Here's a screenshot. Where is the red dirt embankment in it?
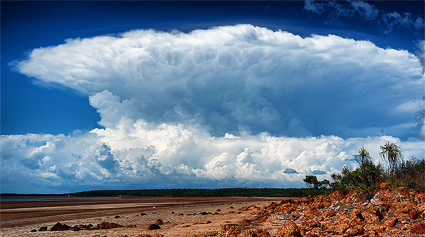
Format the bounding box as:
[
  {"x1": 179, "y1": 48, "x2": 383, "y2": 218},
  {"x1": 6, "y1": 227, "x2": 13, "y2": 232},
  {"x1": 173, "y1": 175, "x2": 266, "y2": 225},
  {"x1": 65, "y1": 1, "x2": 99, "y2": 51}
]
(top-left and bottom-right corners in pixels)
[{"x1": 217, "y1": 185, "x2": 425, "y2": 236}]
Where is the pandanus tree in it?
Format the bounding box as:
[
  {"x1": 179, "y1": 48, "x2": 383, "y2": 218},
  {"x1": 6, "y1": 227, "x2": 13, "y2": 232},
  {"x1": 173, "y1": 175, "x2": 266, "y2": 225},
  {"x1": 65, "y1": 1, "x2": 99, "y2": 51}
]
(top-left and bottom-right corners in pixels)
[
  {"x1": 355, "y1": 146, "x2": 373, "y2": 188},
  {"x1": 380, "y1": 142, "x2": 402, "y2": 182}
]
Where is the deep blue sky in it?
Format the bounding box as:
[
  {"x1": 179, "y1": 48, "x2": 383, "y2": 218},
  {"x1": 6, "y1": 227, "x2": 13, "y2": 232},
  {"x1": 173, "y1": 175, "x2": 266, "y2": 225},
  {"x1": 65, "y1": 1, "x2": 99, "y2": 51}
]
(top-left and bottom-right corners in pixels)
[{"x1": 2, "y1": 1, "x2": 423, "y2": 136}]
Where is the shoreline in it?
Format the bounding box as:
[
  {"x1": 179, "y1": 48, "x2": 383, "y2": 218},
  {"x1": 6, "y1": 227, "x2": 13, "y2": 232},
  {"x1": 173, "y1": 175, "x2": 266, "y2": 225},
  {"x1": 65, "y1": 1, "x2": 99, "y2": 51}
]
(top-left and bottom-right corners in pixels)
[{"x1": 0, "y1": 196, "x2": 288, "y2": 236}]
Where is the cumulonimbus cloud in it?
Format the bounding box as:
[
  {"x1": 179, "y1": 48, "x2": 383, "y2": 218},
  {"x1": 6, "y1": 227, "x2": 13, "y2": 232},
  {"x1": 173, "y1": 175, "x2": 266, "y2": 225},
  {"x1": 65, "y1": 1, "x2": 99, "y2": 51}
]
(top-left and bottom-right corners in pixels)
[
  {"x1": 4, "y1": 24, "x2": 425, "y2": 193},
  {"x1": 16, "y1": 25, "x2": 425, "y2": 138}
]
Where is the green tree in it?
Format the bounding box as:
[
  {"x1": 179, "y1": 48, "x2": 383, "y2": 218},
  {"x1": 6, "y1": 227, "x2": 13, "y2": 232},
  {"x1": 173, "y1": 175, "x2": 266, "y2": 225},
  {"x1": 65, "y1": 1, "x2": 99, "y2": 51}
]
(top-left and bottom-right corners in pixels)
[
  {"x1": 331, "y1": 146, "x2": 384, "y2": 192},
  {"x1": 303, "y1": 175, "x2": 330, "y2": 195},
  {"x1": 380, "y1": 142, "x2": 402, "y2": 182}
]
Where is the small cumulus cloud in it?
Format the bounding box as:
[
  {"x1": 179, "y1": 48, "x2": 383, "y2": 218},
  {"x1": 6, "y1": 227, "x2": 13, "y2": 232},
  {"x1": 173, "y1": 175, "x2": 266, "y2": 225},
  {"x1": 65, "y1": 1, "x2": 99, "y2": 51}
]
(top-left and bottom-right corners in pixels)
[
  {"x1": 284, "y1": 168, "x2": 298, "y2": 174},
  {"x1": 312, "y1": 170, "x2": 327, "y2": 175}
]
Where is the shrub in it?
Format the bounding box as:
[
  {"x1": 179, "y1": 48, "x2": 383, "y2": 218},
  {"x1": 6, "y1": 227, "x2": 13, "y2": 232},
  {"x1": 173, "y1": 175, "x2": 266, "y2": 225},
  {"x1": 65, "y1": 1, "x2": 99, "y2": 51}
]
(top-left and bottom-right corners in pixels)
[
  {"x1": 392, "y1": 157, "x2": 425, "y2": 189},
  {"x1": 330, "y1": 146, "x2": 385, "y2": 193}
]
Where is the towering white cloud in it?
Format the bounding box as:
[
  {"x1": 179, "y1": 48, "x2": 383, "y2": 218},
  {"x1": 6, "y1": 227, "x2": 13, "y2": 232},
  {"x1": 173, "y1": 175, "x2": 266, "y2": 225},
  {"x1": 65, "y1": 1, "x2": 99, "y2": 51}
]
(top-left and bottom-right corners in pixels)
[
  {"x1": 1, "y1": 121, "x2": 424, "y2": 193},
  {"x1": 4, "y1": 25, "x2": 425, "y2": 193},
  {"x1": 16, "y1": 25, "x2": 424, "y2": 138}
]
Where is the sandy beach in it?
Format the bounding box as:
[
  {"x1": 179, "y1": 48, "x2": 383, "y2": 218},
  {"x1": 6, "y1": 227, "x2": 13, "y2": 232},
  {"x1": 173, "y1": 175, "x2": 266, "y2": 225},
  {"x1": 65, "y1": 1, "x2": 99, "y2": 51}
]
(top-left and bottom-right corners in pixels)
[{"x1": 0, "y1": 196, "x2": 285, "y2": 236}]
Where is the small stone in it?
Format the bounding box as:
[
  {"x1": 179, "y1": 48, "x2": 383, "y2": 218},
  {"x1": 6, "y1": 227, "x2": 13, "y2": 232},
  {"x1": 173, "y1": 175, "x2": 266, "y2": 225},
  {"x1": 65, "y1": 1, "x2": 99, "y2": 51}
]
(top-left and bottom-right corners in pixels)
[
  {"x1": 411, "y1": 223, "x2": 425, "y2": 234},
  {"x1": 156, "y1": 219, "x2": 164, "y2": 225},
  {"x1": 147, "y1": 224, "x2": 161, "y2": 230},
  {"x1": 378, "y1": 183, "x2": 389, "y2": 189},
  {"x1": 409, "y1": 209, "x2": 421, "y2": 220},
  {"x1": 276, "y1": 220, "x2": 301, "y2": 237},
  {"x1": 383, "y1": 217, "x2": 398, "y2": 228}
]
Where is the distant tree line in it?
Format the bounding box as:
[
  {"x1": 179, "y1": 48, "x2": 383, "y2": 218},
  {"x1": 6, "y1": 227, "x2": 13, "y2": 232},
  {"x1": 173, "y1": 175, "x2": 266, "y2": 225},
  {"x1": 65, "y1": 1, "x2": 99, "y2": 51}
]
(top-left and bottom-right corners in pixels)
[{"x1": 69, "y1": 188, "x2": 310, "y2": 198}]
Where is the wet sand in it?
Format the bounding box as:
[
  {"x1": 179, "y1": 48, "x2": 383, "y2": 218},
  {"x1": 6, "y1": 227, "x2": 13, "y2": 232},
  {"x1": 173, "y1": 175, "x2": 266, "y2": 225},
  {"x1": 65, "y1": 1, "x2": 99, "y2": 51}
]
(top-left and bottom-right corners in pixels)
[{"x1": 0, "y1": 196, "x2": 288, "y2": 236}]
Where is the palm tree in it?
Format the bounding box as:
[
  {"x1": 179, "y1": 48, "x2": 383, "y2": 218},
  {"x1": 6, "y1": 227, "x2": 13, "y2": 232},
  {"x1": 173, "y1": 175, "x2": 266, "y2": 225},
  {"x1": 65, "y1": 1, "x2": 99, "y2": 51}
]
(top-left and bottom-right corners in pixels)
[{"x1": 380, "y1": 142, "x2": 402, "y2": 182}]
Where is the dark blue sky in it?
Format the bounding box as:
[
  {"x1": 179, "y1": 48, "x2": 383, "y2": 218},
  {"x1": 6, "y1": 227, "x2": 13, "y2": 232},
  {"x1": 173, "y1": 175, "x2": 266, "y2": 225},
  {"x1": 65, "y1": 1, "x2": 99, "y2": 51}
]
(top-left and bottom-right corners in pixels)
[{"x1": 2, "y1": 1, "x2": 423, "y2": 136}]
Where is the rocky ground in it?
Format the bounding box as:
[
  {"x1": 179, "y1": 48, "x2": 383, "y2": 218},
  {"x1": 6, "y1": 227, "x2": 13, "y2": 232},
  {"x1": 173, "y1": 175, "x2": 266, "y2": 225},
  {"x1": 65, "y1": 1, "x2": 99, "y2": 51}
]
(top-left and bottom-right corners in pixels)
[{"x1": 213, "y1": 185, "x2": 425, "y2": 236}]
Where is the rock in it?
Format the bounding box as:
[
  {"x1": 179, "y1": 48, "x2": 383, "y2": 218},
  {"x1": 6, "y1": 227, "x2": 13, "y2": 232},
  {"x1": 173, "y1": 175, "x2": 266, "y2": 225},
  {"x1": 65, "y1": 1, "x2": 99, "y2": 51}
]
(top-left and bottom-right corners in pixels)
[
  {"x1": 383, "y1": 216, "x2": 398, "y2": 228},
  {"x1": 147, "y1": 224, "x2": 161, "y2": 230},
  {"x1": 155, "y1": 219, "x2": 164, "y2": 225},
  {"x1": 332, "y1": 222, "x2": 350, "y2": 235},
  {"x1": 378, "y1": 183, "x2": 390, "y2": 189},
  {"x1": 71, "y1": 226, "x2": 81, "y2": 231},
  {"x1": 50, "y1": 222, "x2": 71, "y2": 231},
  {"x1": 218, "y1": 224, "x2": 240, "y2": 236},
  {"x1": 238, "y1": 228, "x2": 271, "y2": 237},
  {"x1": 114, "y1": 215, "x2": 121, "y2": 218},
  {"x1": 364, "y1": 223, "x2": 385, "y2": 233},
  {"x1": 276, "y1": 220, "x2": 301, "y2": 237},
  {"x1": 95, "y1": 222, "x2": 123, "y2": 229},
  {"x1": 398, "y1": 201, "x2": 415, "y2": 214},
  {"x1": 409, "y1": 209, "x2": 421, "y2": 219},
  {"x1": 411, "y1": 223, "x2": 425, "y2": 234},
  {"x1": 30, "y1": 229, "x2": 37, "y2": 232},
  {"x1": 343, "y1": 226, "x2": 364, "y2": 237},
  {"x1": 141, "y1": 212, "x2": 147, "y2": 216},
  {"x1": 38, "y1": 226, "x2": 48, "y2": 231}
]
